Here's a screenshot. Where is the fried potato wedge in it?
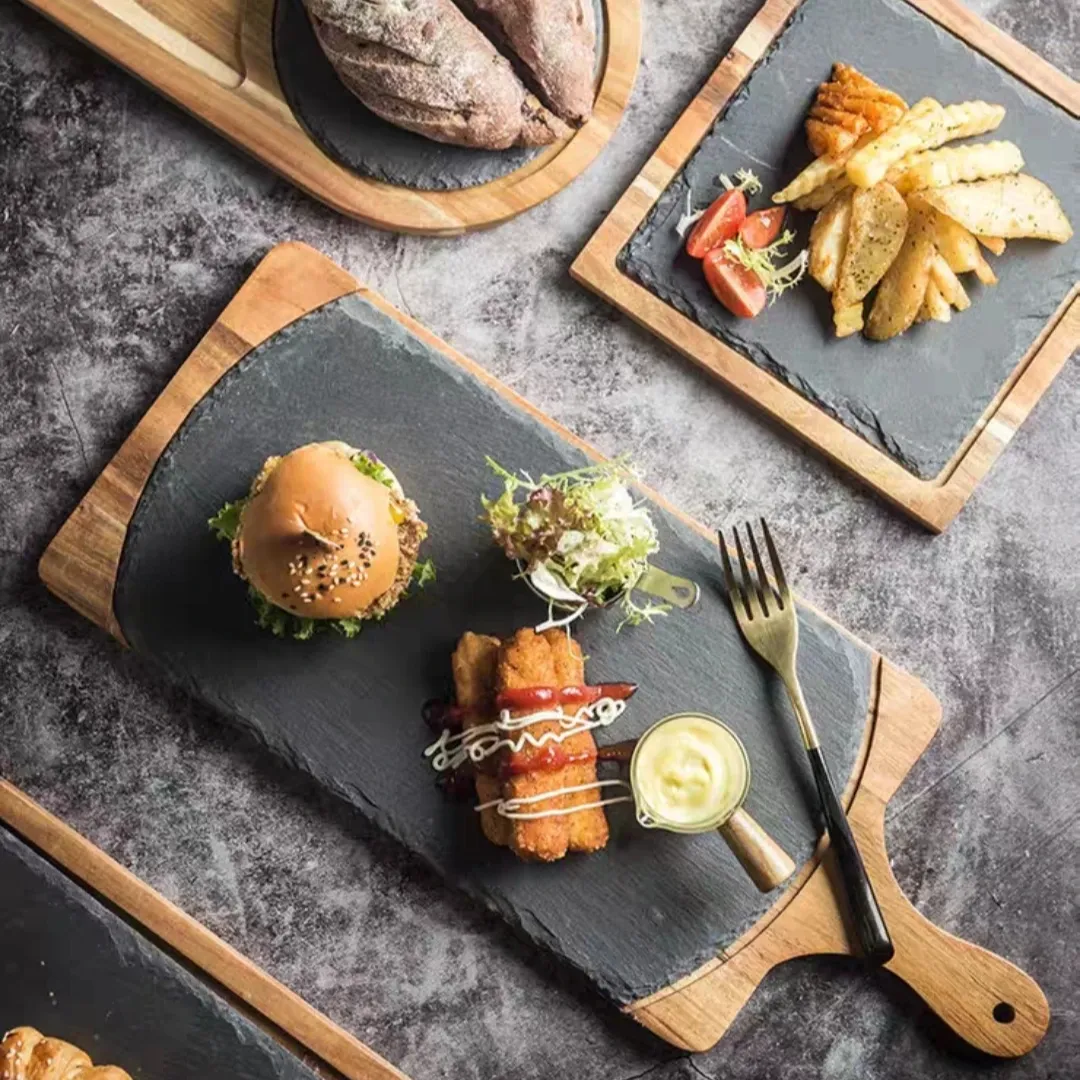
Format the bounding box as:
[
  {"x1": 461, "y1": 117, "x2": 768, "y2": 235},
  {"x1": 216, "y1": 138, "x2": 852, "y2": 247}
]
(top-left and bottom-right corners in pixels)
[
  {"x1": 866, "y1": 207, "x2": 936, "y2": 341},
  {"x1": 793, "y1": 172, "x2": 853, "y2": 212},
  {"x1": 809, "y1": 187, "x2": 855, "y2": 291},
  {"x1": 834, "y1": 302, "x2": 864, "y2": 338},
  {"x1": 846, "y1": 99, "x2": 946, "y2": 188},
  {"x1": 889, "y1": 140, "x2": 1024, "y2": 194},
  {"x1": 976, "y1": 235, "x2": 1006, "y2": 255},
  {"x1": 833, "y1": 182, "x2": 909, "y2": 309},
  {"x1": 921, "y1": 279, "x2": 952, "y2": 323},
  {"x1": 929, "y1": 252, "x2": 971, "y2": 310},
  {"x1": 972, "y1": 247, "x2": 998, "y2": 286},
  {"x1": 919, "y1": 175, "x2": 1073, "y2": 242},
  {"x1": 921, "y1": 203, "x2": 980, "y2": 273}
]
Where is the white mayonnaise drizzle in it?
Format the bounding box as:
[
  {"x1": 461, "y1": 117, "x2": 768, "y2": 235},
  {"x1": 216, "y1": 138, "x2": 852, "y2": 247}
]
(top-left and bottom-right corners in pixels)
[
  {"x1": 476, "y1": 779, "x2": 635, "y2": 820},
  {"x1": 424, "y1": 697, "x2": 627, "y2": 773}
]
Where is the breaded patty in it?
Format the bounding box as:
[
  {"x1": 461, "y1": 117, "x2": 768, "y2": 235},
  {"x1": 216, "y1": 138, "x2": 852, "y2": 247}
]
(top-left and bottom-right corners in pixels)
[
  {"x1": 452, "y1": 632, "x2": 511, "y2": 847},
  {"x1": 497, "y1": 628, "x2": 609, "y2": 861}
]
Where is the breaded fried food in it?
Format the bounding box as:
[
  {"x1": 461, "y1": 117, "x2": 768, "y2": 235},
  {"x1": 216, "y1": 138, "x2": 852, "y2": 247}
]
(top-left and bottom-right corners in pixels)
[
  {"x1": 806, "y1": 63, "x2": 907, "y2": 159},
  {"x1": 498, "y1": 628, "x2": 609, "y2": 861},
  {"x1": 452, "y1": 631, "x2": 511, "y2": 847}
]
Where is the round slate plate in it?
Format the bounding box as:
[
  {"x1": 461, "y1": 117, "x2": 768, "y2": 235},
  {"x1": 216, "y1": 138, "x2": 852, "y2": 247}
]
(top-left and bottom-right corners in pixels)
[{"x1": 274, "y1": 0, "x2": 605, "y2": 192}]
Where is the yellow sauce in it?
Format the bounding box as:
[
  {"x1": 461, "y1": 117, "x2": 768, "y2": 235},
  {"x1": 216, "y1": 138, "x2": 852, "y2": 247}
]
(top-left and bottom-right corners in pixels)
[{"x1": 631, "y1": 714, "x2": 749, "y2": 828}]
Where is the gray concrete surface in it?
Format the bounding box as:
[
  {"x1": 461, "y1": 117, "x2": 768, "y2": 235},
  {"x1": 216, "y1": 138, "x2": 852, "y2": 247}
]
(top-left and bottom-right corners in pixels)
[{"x1": 0, "y1": 1, "x2": 1076, "y2": 1077}]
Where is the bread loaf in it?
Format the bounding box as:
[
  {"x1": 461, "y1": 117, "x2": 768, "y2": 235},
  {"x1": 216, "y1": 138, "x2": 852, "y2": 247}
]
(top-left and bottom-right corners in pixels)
[
  {"x1": 304, "y1": 0, "x2": 569, "y2": 150},
  {"x1": 469, "y1": 0, "x2": 596, "y2": 126}
]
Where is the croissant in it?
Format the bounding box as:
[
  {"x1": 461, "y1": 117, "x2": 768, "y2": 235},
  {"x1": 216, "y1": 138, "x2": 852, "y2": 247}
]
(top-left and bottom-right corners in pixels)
[{"x1": 0, "y1": 1027, "x2": 132, "y2": 1080}]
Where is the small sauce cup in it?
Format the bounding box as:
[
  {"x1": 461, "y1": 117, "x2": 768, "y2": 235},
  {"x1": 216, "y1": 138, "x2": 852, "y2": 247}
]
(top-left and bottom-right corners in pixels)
[{"x1": 630, "y1": 713, "x2": 795, "y2": 892}]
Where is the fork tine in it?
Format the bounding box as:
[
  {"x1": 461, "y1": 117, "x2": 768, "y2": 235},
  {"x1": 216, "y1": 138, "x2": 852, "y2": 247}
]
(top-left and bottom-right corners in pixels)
[
  {"x1": 732, "y1": 528, "x2": 758, "y2": 620},
  {"x1": 744, "y1": 522, "x2": 771, "y2": 617},
  {"x1": 760, "y1": 518, "x2": 790, "y2": 607},
  {"x1": 717, "y1": 530, "x2": 750, "y2": 621}
]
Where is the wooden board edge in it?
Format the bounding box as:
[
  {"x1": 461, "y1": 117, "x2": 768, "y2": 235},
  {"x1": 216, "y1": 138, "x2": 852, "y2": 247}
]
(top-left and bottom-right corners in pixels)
[
  {"x1": 40, "y1": 239, "x2": 932, "y2": 1052},
  {"x1": 21, "y1": 0, "x2": 640, "y2": 235},
  {"x1": 39, "y1": 241, "x2": 359, "y2": 640},
  {"x1": 570, "y1": 0, "x2": 1079, "y2": 533},
  {"x1": 0, "y1": 779, "x2": 410, "y2": 1080},
  {"x1": 907, "y1": 0, "x2": 1080, "y2": 116},
  {"x1": 625, "y1": 659, "x2": 942, "y2": 1051}
]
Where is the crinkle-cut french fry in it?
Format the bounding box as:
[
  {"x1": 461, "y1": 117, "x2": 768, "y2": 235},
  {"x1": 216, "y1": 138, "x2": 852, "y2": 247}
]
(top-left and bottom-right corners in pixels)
[
  {"x1": 846, "y1": 99, "x2": 946, "y2": 188},
  {"x1": 889, "y1": 140, "x2": 1024, "y2": 194},
  {"x1": 977, "y1": 235, "x2": 1006, "y2": 255},
  {"x1": 922, "y1": 279, "x2": 952, "y2": 322},
  {"x1": 935, "y1": 101, "x2": 1006, "y2": 146},
  {"x1": 930, "y1": 252, "x2": 971, "y2": 311},
  {"x1": 972, "y1": 248, "x2": 998, "y2": 285},
  {"x1": 834, "y1": 302, "x2": 864, "y2": 338},
  {"x1": 793, "y1": 172, "x2": 853, "y2": 211},
  {"x1": 773, "y1": 152, "x2": 852, "y2": 204}
]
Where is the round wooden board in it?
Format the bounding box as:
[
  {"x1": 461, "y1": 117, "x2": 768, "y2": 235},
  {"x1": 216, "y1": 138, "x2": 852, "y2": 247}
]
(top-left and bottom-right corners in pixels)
[
  {"x1": 236, "y1": 0, "x2": 643, "y2": 233},
  {"x1": 39, "y1": 242, "x2": 1050, "y2": 1058},
  {"x1": 22, "y1": 0, "x2": 641, "y2": 234}
]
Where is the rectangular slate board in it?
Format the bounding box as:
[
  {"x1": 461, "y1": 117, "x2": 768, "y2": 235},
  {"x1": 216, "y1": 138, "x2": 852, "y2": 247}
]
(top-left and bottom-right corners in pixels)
[
  {"x1": 0, "y1": 825, "x2": 321, "y2": 1080},
  {"x1": 112, "y1": 292, "x2": 873, "y2": 1006},
  {"x1": 618, "y1": 0, "x2": 1079, "y2": 480}
]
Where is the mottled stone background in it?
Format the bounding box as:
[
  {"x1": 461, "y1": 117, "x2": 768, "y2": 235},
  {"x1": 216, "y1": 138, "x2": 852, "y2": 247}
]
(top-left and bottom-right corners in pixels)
[{"x1": 0, "y1": 1, "x2": 1076, "y2": 1078}]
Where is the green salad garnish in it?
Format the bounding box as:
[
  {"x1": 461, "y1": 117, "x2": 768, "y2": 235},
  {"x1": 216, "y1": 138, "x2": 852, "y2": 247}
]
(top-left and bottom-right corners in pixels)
[
  {"x1": 208, "y1": 451, "x2": 434, "y2": 640},
  {"x1": 480, "y1": 457, "x2": 670, "y2": 630}
]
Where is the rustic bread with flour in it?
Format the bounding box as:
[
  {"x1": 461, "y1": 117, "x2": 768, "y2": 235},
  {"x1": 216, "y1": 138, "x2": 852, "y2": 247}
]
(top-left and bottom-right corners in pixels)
[
  {"x1": 468, "y1": 0, "x2": 596, "y2": 127},
  {"x1": 303, "y1": 0, "x2": 570, "y2": 150}
]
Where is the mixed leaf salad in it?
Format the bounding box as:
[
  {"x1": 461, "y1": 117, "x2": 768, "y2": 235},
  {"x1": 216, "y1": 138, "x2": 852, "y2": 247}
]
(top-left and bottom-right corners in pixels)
[
  {"x1": 209, "y1": 451, "x2": 435, "y2": 640},
  {"x1": 480, "y1": 457, "x2": 670, "y2": 630}
]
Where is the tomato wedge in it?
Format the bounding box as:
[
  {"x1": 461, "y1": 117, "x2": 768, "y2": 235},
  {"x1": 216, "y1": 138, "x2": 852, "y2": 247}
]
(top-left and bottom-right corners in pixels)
[
  {"x1": 738, "y1": 207, "x2": 785, "y2": 249},
  {"x1": 703, "y1": 249, "x2": 766, "y2": 318},
  {"x1": 685, "y1": 189, "x2": 747, "y2": 258}
]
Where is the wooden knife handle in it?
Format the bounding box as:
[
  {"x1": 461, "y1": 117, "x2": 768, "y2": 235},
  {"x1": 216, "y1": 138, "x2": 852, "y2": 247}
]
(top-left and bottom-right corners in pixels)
[
  {"x1": 876, "y1": 865, "x2": 1050, "y2": 1057},
  {"x1": 718, "y1": 808, "x2": 796, "y2": 893}
]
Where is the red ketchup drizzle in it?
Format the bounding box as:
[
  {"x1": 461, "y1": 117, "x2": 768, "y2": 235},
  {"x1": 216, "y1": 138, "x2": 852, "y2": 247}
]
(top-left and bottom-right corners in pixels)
[
  {"x1": 500, "y1": 744, "x2": 597, "y2": 778},
  {"x1": 494, "y1": 682, "x2": 637, "y2": 712}
]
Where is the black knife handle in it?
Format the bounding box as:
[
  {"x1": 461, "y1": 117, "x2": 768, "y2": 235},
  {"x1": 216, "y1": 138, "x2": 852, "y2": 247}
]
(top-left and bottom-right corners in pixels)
[{"x1": 807, "y1": 745, "x2": 894, "y2": 965}]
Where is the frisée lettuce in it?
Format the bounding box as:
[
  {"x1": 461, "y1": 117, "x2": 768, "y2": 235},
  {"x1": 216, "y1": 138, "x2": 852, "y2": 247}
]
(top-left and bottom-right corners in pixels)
[{"x1": 480, "y1": 457, "x2": 670, "y2": 629}]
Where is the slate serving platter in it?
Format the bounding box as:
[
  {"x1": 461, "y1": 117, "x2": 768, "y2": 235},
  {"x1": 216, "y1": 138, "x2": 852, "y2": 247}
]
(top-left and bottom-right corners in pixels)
[
  {"x1": 274, "y1": 0, "x2": 604, "y2": 192},
  {"x1": 618, "y1": 0, "x2": 1079, "y2": 480},
  {"x1": 112, "y1": 292, "x2": 872, "y2": 1006},
  {"x1": 0, "y1": 825, "x2": 320, "y2": 1080}
]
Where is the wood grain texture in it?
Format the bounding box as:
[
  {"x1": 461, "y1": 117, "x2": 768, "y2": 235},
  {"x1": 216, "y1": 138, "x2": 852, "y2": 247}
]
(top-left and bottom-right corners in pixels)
[
  {"x1": 39, "y1": 241, "x2": 1049, "y2": 1054},
  {"x1": 0, "y1": 780, "x2": 409, "y2": 1080},
  {"x1": 19, "y1": 0, "x2": 640, "y2": 234},
  {"x1": 570, "y1": 0, "x2": 1080, "y2": 533}
]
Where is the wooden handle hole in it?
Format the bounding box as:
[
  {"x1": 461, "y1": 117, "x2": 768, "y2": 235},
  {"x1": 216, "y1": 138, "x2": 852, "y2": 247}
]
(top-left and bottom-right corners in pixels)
[{"x1": 993, "y1": 1002, "x2": 1017, "y2": 1024}]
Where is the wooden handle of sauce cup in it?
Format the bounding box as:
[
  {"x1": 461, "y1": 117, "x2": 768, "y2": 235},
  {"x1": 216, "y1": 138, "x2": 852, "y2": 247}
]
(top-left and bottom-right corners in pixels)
[{"x1": 717, "y1": 807, "x2": 797, "y2": 892}]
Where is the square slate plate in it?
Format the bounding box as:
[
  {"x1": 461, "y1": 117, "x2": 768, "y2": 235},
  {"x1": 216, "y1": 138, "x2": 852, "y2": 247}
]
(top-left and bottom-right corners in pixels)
[{"x1": 572, "y1": 0, "x2": 1079, "y2": 531}]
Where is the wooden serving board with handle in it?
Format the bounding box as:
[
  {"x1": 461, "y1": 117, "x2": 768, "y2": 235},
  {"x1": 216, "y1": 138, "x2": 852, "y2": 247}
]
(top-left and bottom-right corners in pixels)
[
  {"x1": 18, "y1": 0, "x2": 640, "y2": 235},
  {"x1": 40, "y1": 242, "x2": 1049, "y2": 1057},
  {"x1": 572, "y1": 0, "x2": 1079, "y2": 533}
]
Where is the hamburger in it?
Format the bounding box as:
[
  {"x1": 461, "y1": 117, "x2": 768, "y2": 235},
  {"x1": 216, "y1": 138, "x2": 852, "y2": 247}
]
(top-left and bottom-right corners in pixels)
[{"x1": 209, "y1": 441, "x2": 432, "y2": 638}]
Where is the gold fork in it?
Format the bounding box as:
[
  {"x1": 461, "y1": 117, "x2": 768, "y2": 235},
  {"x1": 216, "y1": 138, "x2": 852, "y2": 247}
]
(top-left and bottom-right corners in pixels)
[{"x1": 718, "y1": 519, "x2": 894, "y2": 965}]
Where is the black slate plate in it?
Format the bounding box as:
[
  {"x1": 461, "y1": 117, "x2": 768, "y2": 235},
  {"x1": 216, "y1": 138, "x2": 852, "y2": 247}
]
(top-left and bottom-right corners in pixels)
[
  {"x1": 114, "y1": 293, "x2": 872, "y2": 1005},
  {"x1": 0, "y1": 825, "x2": 319, "y2": 1080},
  {"x1": 619, "y1": 0, "x2": 1079, "y2": 480},
  {"x1": 274, "y1": 0, "x2": 603, "y2": 192}
]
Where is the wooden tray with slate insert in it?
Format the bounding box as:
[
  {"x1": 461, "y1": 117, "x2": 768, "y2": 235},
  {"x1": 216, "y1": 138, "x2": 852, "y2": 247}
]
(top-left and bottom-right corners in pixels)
[
  {"x1": 40, "y1": 242, "x2": 1049, "y2": 1056},
  {"x1": 572, "y1": 0, "x2": 1079, "y2": 533},
  {"x1": 0, "y1": 780, "x2": 408, "y2": 1080},
  {"x1": 19, "y1": 0, "x2": 640, "y2": 235}
]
